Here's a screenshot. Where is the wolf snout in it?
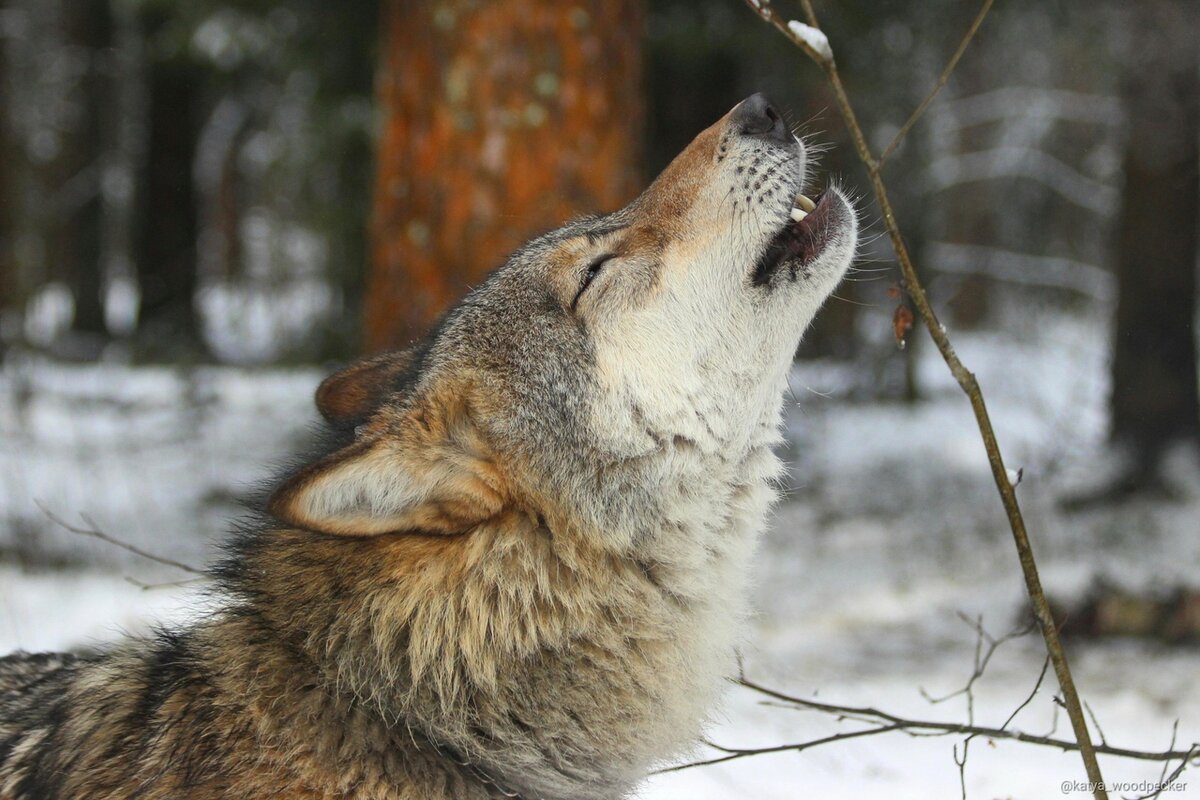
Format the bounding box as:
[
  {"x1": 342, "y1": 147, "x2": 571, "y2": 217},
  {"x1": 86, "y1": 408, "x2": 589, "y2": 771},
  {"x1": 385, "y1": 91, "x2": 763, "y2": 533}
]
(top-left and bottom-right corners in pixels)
[{"x1": 731, "y1": 92, "x2": 791, "y2": 145}]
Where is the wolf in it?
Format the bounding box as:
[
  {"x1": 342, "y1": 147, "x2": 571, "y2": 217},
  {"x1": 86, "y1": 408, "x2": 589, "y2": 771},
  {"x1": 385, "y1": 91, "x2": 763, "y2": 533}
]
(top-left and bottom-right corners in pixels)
[{"x1": 0, "y1": 93, "x2": 856, "y2": 799}]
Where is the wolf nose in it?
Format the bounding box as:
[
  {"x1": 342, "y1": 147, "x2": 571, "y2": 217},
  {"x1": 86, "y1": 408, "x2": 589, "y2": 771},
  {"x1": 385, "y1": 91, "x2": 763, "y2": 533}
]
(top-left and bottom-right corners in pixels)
[{"x1": 731, "y1": 93, "x2": 791, "y2": 145}]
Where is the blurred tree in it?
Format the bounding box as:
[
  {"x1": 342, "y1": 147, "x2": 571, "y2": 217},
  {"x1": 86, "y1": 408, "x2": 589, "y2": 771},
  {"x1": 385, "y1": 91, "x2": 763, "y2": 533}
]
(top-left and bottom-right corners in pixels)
[
  {"x1": 54, "y1": 0, "x2": 113, "y2": 348},
  {"x1": 366, "y1": 0, "x2": 644, "y2": 352},
  {"x1": 1, "y1": 0, "x2": 380, "y2": 363},
  {"x1": 132, "y1": 5, "x2": 206, "y2": 359},
  {"x1": 1109, "y1": 0, "x2": 1199, "y2": 482},
  {"x1": 0, "y1": 36, "x2": 10, "y2": 360},
  {"x1": 184, "y1": 0, "x2": 379, "y2": 362},
  {"x1": 281, "y1": 0, "x2": 380, "y2": 360}
]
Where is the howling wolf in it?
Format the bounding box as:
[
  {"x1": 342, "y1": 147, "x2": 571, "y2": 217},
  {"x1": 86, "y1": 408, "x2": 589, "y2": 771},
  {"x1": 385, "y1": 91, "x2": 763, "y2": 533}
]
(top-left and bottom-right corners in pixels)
[{"x1": 0, "y1": 93, "x2": 856, "y2": 799}]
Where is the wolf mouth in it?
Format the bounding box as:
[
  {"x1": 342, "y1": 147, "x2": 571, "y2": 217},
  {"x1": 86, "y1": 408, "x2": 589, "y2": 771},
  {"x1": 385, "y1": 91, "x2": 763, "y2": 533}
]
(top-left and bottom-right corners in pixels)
[{"x1": 751, "y1": 189, "x2": 842, "y2": 286}]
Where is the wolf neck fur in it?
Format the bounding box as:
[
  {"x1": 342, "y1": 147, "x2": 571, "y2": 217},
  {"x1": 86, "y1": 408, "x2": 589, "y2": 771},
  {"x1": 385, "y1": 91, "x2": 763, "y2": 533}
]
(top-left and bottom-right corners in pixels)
[{"x1": 218, "y1": 397, "x2": 786, "y2": 798}]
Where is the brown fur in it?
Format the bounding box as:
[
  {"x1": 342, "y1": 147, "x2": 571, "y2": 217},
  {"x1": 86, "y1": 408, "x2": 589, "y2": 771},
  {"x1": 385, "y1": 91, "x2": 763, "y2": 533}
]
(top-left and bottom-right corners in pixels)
[
  {"x1": 315, "y1": 350, "x2": 418, "y2": 426},
  {"x1": 1, "y1": 94, "x2": 858, "y2": 799}
]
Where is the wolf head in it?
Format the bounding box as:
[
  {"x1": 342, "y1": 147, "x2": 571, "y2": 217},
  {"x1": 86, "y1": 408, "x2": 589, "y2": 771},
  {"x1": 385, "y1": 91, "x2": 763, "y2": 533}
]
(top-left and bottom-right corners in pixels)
[
  {"x1": 248, "y1": 94, "x2": 858, "y2": 797},
  {"x1": 271, "y1": 94, "x2": 857, "y2": 554}
]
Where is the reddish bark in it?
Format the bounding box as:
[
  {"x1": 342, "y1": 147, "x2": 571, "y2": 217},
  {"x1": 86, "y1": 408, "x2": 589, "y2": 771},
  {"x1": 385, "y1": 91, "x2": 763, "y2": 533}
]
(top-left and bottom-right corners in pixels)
[{"x1": 367, "y1": 1, "x2": 644, "y2": 352}]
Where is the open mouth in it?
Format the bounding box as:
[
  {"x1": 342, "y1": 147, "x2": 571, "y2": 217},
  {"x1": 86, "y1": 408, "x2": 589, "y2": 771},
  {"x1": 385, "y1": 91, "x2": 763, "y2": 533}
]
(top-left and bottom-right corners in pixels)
[{"x1": 751, "y1": 190, "x2": 839, "y2": 286}]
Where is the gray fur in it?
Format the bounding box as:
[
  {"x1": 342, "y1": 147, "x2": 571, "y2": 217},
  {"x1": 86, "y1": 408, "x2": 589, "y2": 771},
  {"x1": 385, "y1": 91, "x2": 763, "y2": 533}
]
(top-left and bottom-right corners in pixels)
[{"x1": 0, "y1": 95, "x2": 857, "y2": 799}]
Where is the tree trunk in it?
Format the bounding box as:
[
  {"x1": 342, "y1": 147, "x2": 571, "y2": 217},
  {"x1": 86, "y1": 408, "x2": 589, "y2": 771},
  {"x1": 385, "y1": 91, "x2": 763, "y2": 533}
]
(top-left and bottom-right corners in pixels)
[
  {"x1": 55, "y1": 0, "x2": 112, "y2": 342},
  {"x1": 367, "y1": 0, "x2": 644, "y2": 352},
  {"x1": 1109, "y1": 0, "x2": 1200, "y2": 472},
  {"x1": 132, "y1": 7, "x2": 205, "y2": 359},
  {"x1": 0, "y1": 29, "x2": 11, "y2": 359}
]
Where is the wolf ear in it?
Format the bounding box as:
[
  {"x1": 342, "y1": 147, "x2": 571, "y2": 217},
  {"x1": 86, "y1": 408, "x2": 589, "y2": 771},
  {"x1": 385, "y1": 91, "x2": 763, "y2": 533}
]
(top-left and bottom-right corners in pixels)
[
  {"x1": 315, "y1": 348, "x2": 418, "y2": 427},
  {"x1": 270, "y1": 395, "x2": 506, "y2": 536}
]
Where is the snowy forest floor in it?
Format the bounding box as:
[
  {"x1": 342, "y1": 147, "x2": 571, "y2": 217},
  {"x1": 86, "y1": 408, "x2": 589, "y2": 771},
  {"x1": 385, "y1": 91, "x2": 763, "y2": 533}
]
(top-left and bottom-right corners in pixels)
[{"x1": 2, "y1": 298, "x2": 1198, "y2": 799}]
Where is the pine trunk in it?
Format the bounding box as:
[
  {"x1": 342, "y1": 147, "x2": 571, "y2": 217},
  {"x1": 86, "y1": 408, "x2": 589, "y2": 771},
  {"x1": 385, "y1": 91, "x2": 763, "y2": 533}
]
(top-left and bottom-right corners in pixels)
[{"x1": 366, "y1": 0, "x2": 644, "y2": 352}]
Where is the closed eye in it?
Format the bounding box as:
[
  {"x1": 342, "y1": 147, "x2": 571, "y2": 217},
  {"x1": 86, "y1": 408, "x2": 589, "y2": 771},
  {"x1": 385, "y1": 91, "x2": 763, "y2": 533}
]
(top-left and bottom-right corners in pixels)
[{"x1": 572, "y1": 254, "x2": 614, "y2": 311}]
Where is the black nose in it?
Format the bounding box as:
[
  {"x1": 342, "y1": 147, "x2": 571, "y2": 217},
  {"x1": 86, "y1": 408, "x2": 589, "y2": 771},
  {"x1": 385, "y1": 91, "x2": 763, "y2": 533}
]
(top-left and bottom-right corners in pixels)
[{"x1": 731, "y1": 93, "x2": 791, "y2": 144}]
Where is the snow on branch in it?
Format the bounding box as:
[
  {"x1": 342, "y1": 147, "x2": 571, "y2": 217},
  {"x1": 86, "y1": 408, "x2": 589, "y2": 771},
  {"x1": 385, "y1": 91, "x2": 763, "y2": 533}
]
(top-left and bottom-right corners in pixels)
[{"x1": 786, "y1": 20, "x2": 832, "y2": 64}]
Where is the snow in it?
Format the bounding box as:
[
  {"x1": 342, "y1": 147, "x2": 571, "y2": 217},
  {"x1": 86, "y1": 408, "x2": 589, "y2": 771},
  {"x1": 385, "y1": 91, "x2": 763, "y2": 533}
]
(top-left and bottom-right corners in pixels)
[
  {"x1": 0, "y1": 357, "x2": 324, "y2": 572},
  {"x1": 0, "y1": 566, "x2": 203, "y2": 654},
  {"x1": 2, "y1": 297, "x2": 1199, "y2": 797},
  {"x1": 788, "y1": 20, "x2": 833, "y2": 63},
  {"x1": 199, "y1": 276, "x2": 336, "y2": 363}
]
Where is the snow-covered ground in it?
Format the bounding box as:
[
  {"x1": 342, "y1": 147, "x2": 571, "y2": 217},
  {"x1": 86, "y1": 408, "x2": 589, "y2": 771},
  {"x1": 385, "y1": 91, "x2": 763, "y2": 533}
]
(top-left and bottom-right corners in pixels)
[{"x1": 2, "y1": 299, "x2": 1198, "y2": 798}]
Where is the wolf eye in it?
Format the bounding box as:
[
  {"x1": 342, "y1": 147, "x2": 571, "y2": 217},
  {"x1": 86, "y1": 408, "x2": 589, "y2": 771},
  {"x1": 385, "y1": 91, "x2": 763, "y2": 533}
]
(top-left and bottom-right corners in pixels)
[{"x1": 572, "y1": 254, "x2": 614, "y2": 311}]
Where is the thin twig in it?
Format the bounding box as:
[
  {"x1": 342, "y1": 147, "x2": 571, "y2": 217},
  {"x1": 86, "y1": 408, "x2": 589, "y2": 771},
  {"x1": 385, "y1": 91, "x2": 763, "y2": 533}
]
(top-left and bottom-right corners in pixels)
[
  {"x1": 877, "y1": 0, "x2": 996, "y2": 168},
  {"x1": 930, "y1": 614, "x2": 1010, "y2": 795},
  {"x1": 1001, "y1": 655, "x2": 1050, "y2": 730},
  {"x1": 1043, "y1": 701, "x2": 1062, "y2": 739},
  {"x1": 1133, "y1": 740, "x2": 1198, "y2": 800},
  {"x1": 123, "y1": 576, "x2": 208, "y2": 591},
  {"x1": 653, "y1": 724, "x2": 906, "y2": 774},
  {"x1": 920, "y1": 614, "x2": 1034, "y2": 705},
  {"x1": 954, "y1": 738, "x2": 970, "y2": 800},
  {"x1": 1125, "y1": 722, "x2": 1200, "y2": 800},
  {"x1": 37, "y1": 502, "x2": 206, "y2": 576},
  {"x1": 1085, "y1": 700, "x2": 1110, "y2": 747},
  {"x1": 741, "y1": 0, "x2": 1110, "y2": 794}
]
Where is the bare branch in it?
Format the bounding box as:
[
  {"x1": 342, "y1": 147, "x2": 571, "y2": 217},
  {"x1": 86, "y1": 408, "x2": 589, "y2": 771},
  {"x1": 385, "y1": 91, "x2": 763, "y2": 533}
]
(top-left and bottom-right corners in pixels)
[
  {"x1": 921, "y1": 614, "x2": 1034, "y2": 706},
  {"x1": 921, "y1": 614, "x2": 1032, "y2": 794},
  {"x1": 1043, "y1": 701, "x2": 1062, "y2": 739},
  {"x1": 123, "y1": 576, "x2": 208, "y2": 591},
  {"x1": 953, "y1": 738, "x2": 970, "y2": 800},
  {"x1": 1085, "y1": 700, "x2": 1110, "y2": 748},
  {"x1": 1139, "y1": 743, "x2": 1199, "y2": 800},
  {"x1": 665, "y1": 710, "x2": 1197, "y2": 779},
  {"x1": 877, "y1": 0, "x2": 996, "y2": 167},
  {"x1": 673, "y1": 676, "x2": 1200, "y2": 769},
  {"x1": 1001, "y1": 656, "x2": 1050, "y2": 731},
  {"x1": 37, "y1": 502, "x2": 206, "y2": 576},
  {"x1": 741, "y1": 0, "x2": 832, "y2": 69},
  {"x1": 743, "y1": 0, "x2": 1111, "y2": 793},
  {"x1": 653, "y1": 724, "x2": 906, "y2": 774},
  {"x1": 1127, "y1": 722, "x2": 1199, "y2": 800}
]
